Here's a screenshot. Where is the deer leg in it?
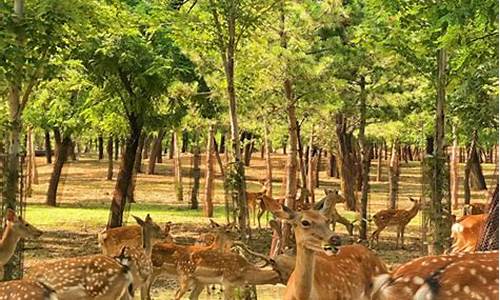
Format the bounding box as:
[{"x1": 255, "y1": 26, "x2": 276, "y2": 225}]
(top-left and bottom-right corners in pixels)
[
  {"x1": 223, "y1": 283, "x2": 236, "y2": 300},
  {"x1": 174, "y1": 275, "x2": 191, "y2": 300},
  {"x1": 257, "y1": 208, "x2": 265, "y2": 229},
  {"x1": 400, "y1": 226, "x2": 406, "y2": 249},
  {"x1": 395, "y1": 227, "x2": 401, "y2": 249},
  {"x1": 189, "y1": 282, "x2": 205, "y2": 300},
  {"x1": 140, "y1": 276, "x2": 152, "y2": 300}
]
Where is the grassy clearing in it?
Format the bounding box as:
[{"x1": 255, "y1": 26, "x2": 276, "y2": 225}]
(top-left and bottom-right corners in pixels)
[{"x1": 21, "y1": 153, "x2": 497, "y2": 299}]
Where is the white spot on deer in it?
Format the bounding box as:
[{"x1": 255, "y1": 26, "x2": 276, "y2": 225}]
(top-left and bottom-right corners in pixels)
[
  {"x1": 463, "y1": 285, "x2": 471, "y2": 294},
  {"x1": 452, "y1": 284, "x2": 460, "y2": 292},
  {"x1": 470, "y1": 268, "x2": 477, "y2": 275},
  {"x1": 412, "y1": 276, "x2": 424, "y2": 285}
]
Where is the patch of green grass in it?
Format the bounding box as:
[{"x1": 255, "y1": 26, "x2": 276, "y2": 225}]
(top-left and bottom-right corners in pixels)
[{"x1": 25, "y1": 202, "x2": 227, "y2": 230}]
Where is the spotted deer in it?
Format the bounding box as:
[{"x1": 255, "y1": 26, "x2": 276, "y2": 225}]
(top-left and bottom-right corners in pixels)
[
  {"x1": 371, "y1": 251, "x2": 499, "y2": 300},
  {"x1": 463, "y1": 202, "x2": 489, "y2": 215},
  {"x1": 0, "y1": 279, "x2": 57, "y2": 300},
  {"x1": 98, "y1": 214, "x2": 164, "y2": 300},
  {"x1": 449, "y1": 213, "x2": 487, "y2": 253},
  {"x1": 26, "y1": 247, "x2": 135, "y2": 300},
  {"x1": 147, "y1": 220, "x2": 237, "y2": 299},
  {"x1": 263, "y1": 193, "x2": 387, "y2": 300},
  {"x1": 314, "y1": 189, "x2": 355, "y2": 235},
  {"x1": 0, "y1": 208, "x2": 43, "y2": 279},
  {"x1": 370, "y1": 197, "x2": 421, "y2": 248},
  {"x1": 247, "y1": 180, "x2": 268, "y2": 227}
]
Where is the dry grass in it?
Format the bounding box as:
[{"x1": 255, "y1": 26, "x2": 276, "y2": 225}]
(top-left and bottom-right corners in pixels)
[{"x1": 21, "y1": 152, "x2": 497, "y2": 299}]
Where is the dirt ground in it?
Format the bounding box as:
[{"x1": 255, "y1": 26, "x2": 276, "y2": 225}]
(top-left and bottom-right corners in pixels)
[{"x1": 20, "y1": 152, "x2": 497, "y2": 299}]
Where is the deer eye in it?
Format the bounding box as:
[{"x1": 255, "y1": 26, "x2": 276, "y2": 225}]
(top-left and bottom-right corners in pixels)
[{"x1": 301, "y1": 220, "x2": 311, "y2": 227}]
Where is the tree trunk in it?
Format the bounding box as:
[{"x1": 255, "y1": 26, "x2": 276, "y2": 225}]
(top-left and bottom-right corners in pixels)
[
  {"x1": 315, "y1": 148, "x2": 322, "y2": 188},
  {"x1": 107, "y1": 136, "x2": 113, "y2": 180},
  {"x1": 168, "y1": 132, "x2": 174, "y2": 160},
  {"x1": 384, "y1": 141, "x2": 388, "y2": 160},
  {"x1": 98, "y1": 135, "x2": 104, "y2": 160},
  {"x1": 44, "y1": 130, "x2": 52, "y2": 164},
  {"x1": 46, "y1": 129, "x2": 71, "y2": 206},
  {"x1": 219, "y1": 131, "x2": 225, "y2": 153},
  {"x1": 204, "y1": 125, "x2": 215, "y2": 217},
  {"x1": 264, "y1": 118, "x2": 273, "y2": 198},
  {"x1": 450, "y1": 125, "x2": 459, "y2": 209},
  {"x1": 108, "y1": 122, "x2": 142, "y2": 228},
  {"x1": 26, "y1": 128, "x2": 34, "y2": 197},
  {"x1": 69, "y1": 140, "x2": 77, "y2": 161},
  {"x1": 389, "y1": 141, "x2": 400, "y2": 209},
  {"x1": 358, "y1": 77, "x2": 370, "y2": 240},
  {"x1": 335, "y1": 114, "x2": 357, "y2": 211},
  {"x1": 147, "y1": 129, "x2": 166, "y2": 175},
  {"x1": 428, "y1": 47, "x2": 451, "y2": 255},
  {"x1": 469, "y1": 138, "x2": 487, "y2": 191},
  {"x1": 243, "y1": 133, "x2": 254, "y2": 167},
  {"x1": 173, "y1": 130, "x2": 183, "y2": 202},
  {"x1": 134, "y1": 133, "x2": 145, "y2": 174},
  {"x1": 143, "y1": 134, "x2": 152, "y2": 160},
  {"x1": 260, "y1": 144, "x2": 265, "y2": 160},
  {"x1": 296, "y1": 122, "x2": 307, "y2": 190},
  {"x1": 181, "y1": 130, "x2": 189, "y2": 153},
  {"x1": 190, "y1": 132, "x2": 201, "y2": 209},
  {"x1": 327, "y1": 152, "x2": 336, "y2": 177},
  {"x1": 114, "y1": 138, "x2": 120, "y2": 160},
  {"x1": 376, "y1": 144, "x2": 383, "y2": 181},
  {"x1": 212, "y1": 137, "x2": 225, "y2": 177},
  {"x1": 307, "y1": 128, "x2": 315, "y2": 203}
]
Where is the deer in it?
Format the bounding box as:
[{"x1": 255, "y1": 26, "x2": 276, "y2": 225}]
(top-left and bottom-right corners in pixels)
[
  {"x1": 246, "y1": 180, "x2": 268, "y2": 227},
  {"x1": 463, "y1": 202, "x2": 489, "y2": 215},
  {"x1": 314, "y1": 189, "x2": 355, "y2": 235},
  {"x1": 0, "y1": 208, "x2": 43, "y2": 280},
  {"x1": 449, "y1": 213, "x2": 487, "y2": 253},
  {"x1": 370, "y1": 250, "x2": 499, "y2": 300},
  {"x1": 146, "y1": 220, "x2": 237, "y2": 299},
  {"x1": 0, "y1": 279, "x2": 57, "y2": 300},
  {"x1": 98, "y1": 214, "x2": 164, "y2": 300},
  {"x1": 263, "y1": 192, "x2": 388, "y2": 300},
  {"x1": 26, "y1": 246, "x2": 135, "y2": 300},
  {"x1": 370, "y1": 197, "x2": 421, "y2": 249}
]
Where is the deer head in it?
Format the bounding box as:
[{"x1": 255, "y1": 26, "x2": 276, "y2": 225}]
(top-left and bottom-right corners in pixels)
[
  {"x1": 5, "y1": 208, "x2": 42, "y2": 239},
  {"x1": 270, "y1": 197, "x2": 341, "y2": 256},
  {"x1": 132, "y1": 214, "x2": 163, "y2": 254}
]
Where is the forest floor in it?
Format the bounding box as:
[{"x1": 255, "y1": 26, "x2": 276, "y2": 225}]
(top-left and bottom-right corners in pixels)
[{"x1": 21, "y1": 152, "x2": 497, "y2": 299}]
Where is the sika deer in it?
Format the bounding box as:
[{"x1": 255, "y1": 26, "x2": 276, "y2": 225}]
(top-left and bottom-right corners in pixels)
[
  {"x1": 314, "y1": 189, "x2": 355, "y2": 235},
  {"x1": 449, "y1": 213, "x2": 487, "y2": 253},
  {"x1": 264, "y1": 193, "x2": 387, "y2": 300},
  {"x1": 0, "y1": 279, "x2": 57, "y2": 300},
  {"x1": 0, "y1": 208, "x2": 43, "y2": 279},
  {"x1": 99, "y1": 214, "x2": 164, "y2": 300},
  {"x1": 370, "y1": 197, "x2": 421, "y2": 248},
  {"x1": 247, "y1": 180, "x2": 268, "y2": 227},
  {"x1": 371, "y1": 250, "x2": 499, "y2": 300},
  {"x1": 26, "y1": 247, "x2": 135, "y2": 300}
]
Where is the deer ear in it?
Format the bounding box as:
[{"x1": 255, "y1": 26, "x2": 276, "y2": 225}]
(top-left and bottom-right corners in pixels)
[
  {"x1": 323, "y1": 189, "x2": 329, "y2": 196},
  {"x1": 273, "y1": 205, "x2": 297, "y2": 221},
  {"x1": 5, "y1": 209, "x2": 17, "y2": 223},
  {"x1": 209, "y1": 219, "x2": 220, "y2": 228},
  {"x1": 132, "y1": 215, "x2": 145, "y2": 226},
  {"x1": 145, "y1": 214, "x2": 153, "y2": 222}
]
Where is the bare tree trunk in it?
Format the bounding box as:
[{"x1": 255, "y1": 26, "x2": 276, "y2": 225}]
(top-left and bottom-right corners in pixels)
[
  {"x1": 107, "y1": 136, "x2": 113, "y2": 180},
  {"x1": 315, "y1": 148, "x2": 322, "y2": 188},
  {"x1": 212, "y1": 137, "x2": 225, "y2": 177},
  {"x1": 307, "y1": 127, "x2": 315, "y2": 203},
  {"x1": 173, "y1": 129, "x2": 183, "y2": 202},
  {"x1": 204, "y1": 126, "x2": 215, "y2": 217},
  {"x1": 26, "y1": 128, "x2": 34, "y2": 197},
  {"x1": 190, "y1": 132, "x2": 201, "y2": 210},
  {"x1": 114, "y1": 138, "x2": 120, "y2": 160},
  {"x1": 143, "y1": 134, "x2": 152, "y2": 160},
  {"x1": 264, "y1": 118, "x2": 273, "y2": 198},
  {"x1": 98, "y1": 135, "x2": 104, "y2": 160},
  {"x1": 168, "y1": 132, "x2": 174, "y2": 160},
  {"x1": 376, "y1": 144, "x2": 383, "y2": 181},
  {"x1": 147, "y1": 129, "x2": 165, "y2": 175},
  {"x1": 181, "y1": 130, "x2": 189, "y2": 153},
  {"x1": 358, "y1": 77, "x2": 370, "y2": 240},
  {"x1": 47, "y1": 129, "x2": 71, "y2": 206},
  {"x1": 389, "y1": 141, "x2": 400, "y2": 209},
  {"x1": 335, "y1": 114, "x2": 357, "y2": 211},
  {"x1": 450, "y1": 125, "x2": 459, "y2": 209},
  {"x1": 134, "y1": 133, "x2": 145, "y2": 174},
  {"x1": 44, "y1": 130, "x2": 52, "y2": 164},
  {"x1": 296, "y1": 123, "x2": 307, "y2": 190},
  {"x1": 469, "y1": 139, "x2": 487, "y2": 191},
  {"x1": 108, "y1": 121, "x2": 142, "y2": 228}
]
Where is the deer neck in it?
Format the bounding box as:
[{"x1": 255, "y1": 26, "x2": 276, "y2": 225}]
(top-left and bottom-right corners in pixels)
[
  {"x1": 141, "y1": 227, "x2": 153, "y2": 257},
  {"x1": 292, "y1": 242, "x2": 315, "y2": 299},
  {"x1": 408, "y1": 202, "x2": 420, "y2": 218},
  {"x1": 0, "y1": 224, "x2": 21, "y2": 265}
]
